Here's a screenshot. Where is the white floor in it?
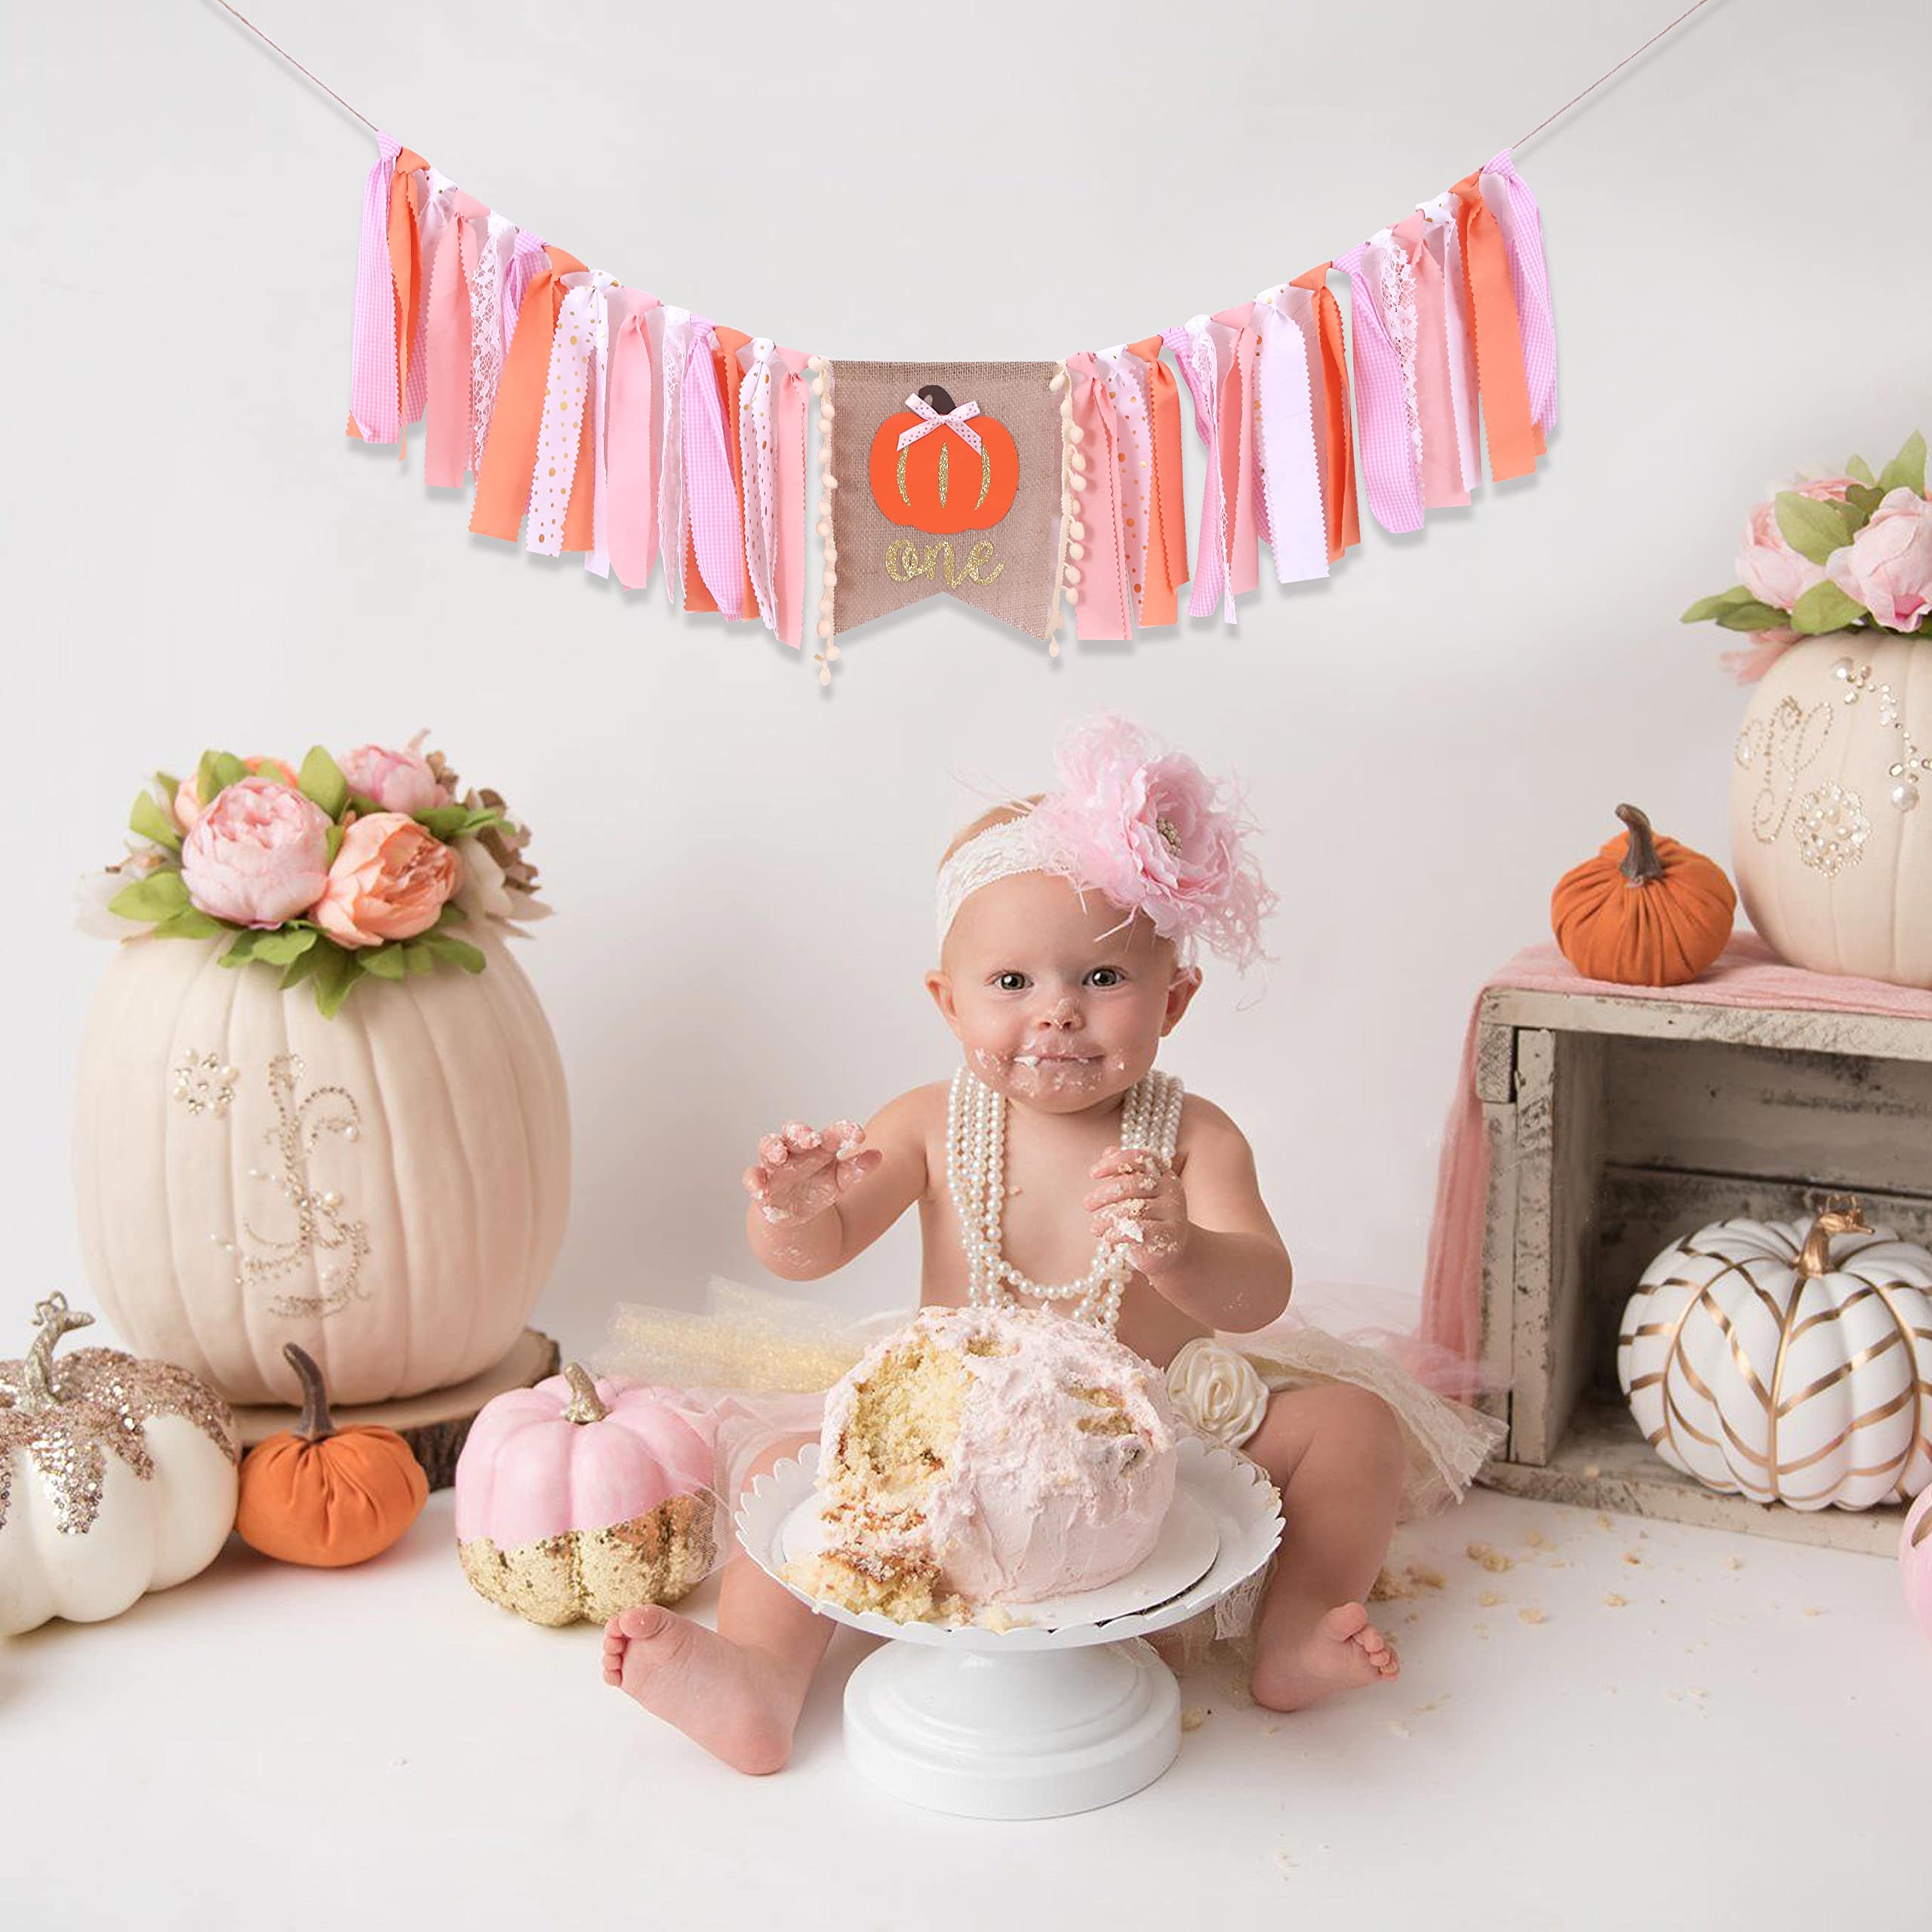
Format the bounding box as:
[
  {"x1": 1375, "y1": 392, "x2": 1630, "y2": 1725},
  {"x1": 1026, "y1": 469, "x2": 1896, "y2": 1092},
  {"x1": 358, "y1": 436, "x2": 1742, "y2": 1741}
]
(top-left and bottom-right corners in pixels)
[{"x1": 8, "y1": 1481, "x2": 1923, "y2": 1930}]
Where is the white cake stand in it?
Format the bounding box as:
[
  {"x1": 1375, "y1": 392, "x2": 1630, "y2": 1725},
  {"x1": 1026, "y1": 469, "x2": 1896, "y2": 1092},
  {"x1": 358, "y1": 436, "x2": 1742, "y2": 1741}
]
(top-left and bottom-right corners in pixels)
[{"x1": 734, "y1": 1435, "x2": 1282, "y2": 1819}]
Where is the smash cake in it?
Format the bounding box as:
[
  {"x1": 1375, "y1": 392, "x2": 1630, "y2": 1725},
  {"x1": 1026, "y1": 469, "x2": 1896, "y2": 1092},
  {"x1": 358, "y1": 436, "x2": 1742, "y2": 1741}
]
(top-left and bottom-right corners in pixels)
[{"x1": 786, "y1": 1303, "x2": 1180, "y2": 1624}]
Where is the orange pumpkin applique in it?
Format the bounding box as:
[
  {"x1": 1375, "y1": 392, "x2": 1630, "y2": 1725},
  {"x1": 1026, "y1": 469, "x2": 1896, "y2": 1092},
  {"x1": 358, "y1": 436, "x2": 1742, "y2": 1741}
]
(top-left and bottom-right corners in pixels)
[
  {"x1": 235, "y1": 1343, "x2": 428, "y2": 1567},
  {"x1": 1551, "y1": 802, "x2": 1736, "y2": 987},
  {"x1": 869, "y1": 384, "x2": 1020, "y2": 534}
]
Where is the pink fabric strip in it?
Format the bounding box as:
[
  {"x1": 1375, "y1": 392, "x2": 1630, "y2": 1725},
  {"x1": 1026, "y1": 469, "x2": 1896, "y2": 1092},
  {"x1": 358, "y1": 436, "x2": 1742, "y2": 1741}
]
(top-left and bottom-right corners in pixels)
[
  {"x1": 1481, "y1": 149, "x2": 1558, "y2": 435},
  {"x1": 348, "y1": 131, "x2": 403, "y2": 444},
  {"x1": 682, "y1": 318, "x2": 743, "y2": 620},
  {"x1": 1212, "y1": 308, "x2": 1260, "y2": 599},
  {"x1": 1394, "y1": 214, "x2": 1467, "y2": 511},
  {"x1": 1417, "y1": 936, "x2": 1932, "y2": 1388},
  {"x1": 502, "y1": 231, "x2": 549, "y2": 357},
  {"x1": 1334, "y1": 240, "x2": 1425, "y2": 536},
  {"x1": 424, "y1": 189, "x2": 487, "y2": 488},
  {"x1": 605, "y1": 294, "x2": 659, "y2": 592},
  {"x1": 1161, "y1": 318, "x2": 1233, "y2": 623},
  {"x1": 1252, "y1": 287, "x2": 1327, "y2": 583},
  {"x1": 772, "y1": 346, "x2": 811, "y2": 649},
  {"x1": 399, "y1": 164, "x2": 438, "y2": 434},
  {"x1": 1066, "y1": 353, "x2": 1132, "y2": 642},
  {"x1": 1095, "y1": 349, "x2": 1155, "y2": 597},
  {"x1": 1423, "y1": 199, "x2": 1482, "y2": 494}
]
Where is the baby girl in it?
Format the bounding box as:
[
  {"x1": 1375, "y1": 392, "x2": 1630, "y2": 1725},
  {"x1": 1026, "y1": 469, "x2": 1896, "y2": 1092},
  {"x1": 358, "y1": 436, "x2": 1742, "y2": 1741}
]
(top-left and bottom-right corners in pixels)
[{"x1": 602, "y1": 715, "x2": 1487, "y2": 1774}]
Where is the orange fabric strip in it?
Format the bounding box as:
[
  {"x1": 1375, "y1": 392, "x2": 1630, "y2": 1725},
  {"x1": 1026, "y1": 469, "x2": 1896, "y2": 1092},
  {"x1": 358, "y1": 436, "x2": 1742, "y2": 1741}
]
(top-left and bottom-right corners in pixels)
[
  {"x1": 1290, "y1": 264, "x2": 1359, "y2": 563},
  {"x1": 1128, "y1": 335, "x2": 1189, "y2": 628},
  {"x1": 1452, "y1": 170, "x2": 1545, "y2": 482},
  {"x1": 468, "y1": 244, "x2": 587, "y2": 541},
  {"x1": 345, "y1": 147, "x2": 429, "y2": 451}
]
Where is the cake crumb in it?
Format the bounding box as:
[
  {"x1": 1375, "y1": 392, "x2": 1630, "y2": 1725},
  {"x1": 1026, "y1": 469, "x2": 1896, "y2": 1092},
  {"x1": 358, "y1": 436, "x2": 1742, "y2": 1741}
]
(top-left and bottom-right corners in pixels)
[
  {"x1": 1261, "y1": 1718, "x2": 1280, "y2": 1735},
  {"x1": 1518, "y1": 1605, "x2": 1547, "y2": 1625},
  {"x1": 1368, "y1": 1566, "x2": 1407, "y2": 1601},
  {"x1": 979, "y1": 1604, "x2": 1023, "y2": 1633},
  {"x1": 1474, "y1": 1623, "x2": 1491, "y2": 1640},
  {"x1": 1275, "y1": 1852, "x2": 1294, "y2": 1877},
  {"x1": 1583, "y1": 1463, "x2": 1601, "y2": 1479},
  {"x1": 1387, "y1": 1720, "x2": 1411, "y2": 1739},
  {"x1": 1724, "y1": 1555, "x2": 1744, "y2": 1571},
  {"x1": 1181, "y1": 1706, "x2": 1211, "y2": 1732},
  {"x1": 1478, "y1": 1589, "x2": 1506, "y2": 1607},
  {"x1": 1466, "y1": 1542, "x2": 1514, "y2": 1573},
  {"x1": 1524, "y1": 1529, "x2": 1552, "y2": 1550},
  {"x1": 1596, "y1": 1514, "x2": 1613, "y2": 1531},
  {"x1": 1220, "y1": 1670, "x2": 1255, "y2": 1709},
  {"x1": 1801, "y1": 1607, "x2": 1823, "y2": 1619},
  {"x1": 1622, "y1": 1550, "x2": 1644, "y2": 1566},
  {"x1": 1602, "y1": 1592, "x2": 1628, "y2": 1608},
  {"x1": 1402, "y1": 1611, "x2": 1420, "y2": 1625},
  {"x1": 1404, "y1": 1562, "x2": 1445, "y2": 1592}
]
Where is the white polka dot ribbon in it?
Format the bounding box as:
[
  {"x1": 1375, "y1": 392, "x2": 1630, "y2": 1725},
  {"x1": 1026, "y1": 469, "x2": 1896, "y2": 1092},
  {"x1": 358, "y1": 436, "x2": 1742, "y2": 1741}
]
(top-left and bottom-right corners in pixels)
[
  {"x1": 525, "y1": 269, "x2": 615, "y2": 569},
  {"x1": 895, "y1": 391, "x2": 984, "y2": 457}
]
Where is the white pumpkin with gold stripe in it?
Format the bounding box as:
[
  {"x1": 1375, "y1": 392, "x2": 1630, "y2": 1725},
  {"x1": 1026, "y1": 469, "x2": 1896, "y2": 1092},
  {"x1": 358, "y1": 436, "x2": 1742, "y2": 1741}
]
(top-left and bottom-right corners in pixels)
[{"x1": 1618, "y1": 1197, "x2": 1932, "y2": 1511}]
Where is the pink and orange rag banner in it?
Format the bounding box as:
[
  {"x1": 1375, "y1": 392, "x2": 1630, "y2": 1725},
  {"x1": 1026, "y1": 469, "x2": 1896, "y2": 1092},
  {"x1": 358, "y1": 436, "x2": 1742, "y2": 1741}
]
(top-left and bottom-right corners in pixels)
[{"x1": 345, "y1": 132, "x2": 1557, "y2": 664}]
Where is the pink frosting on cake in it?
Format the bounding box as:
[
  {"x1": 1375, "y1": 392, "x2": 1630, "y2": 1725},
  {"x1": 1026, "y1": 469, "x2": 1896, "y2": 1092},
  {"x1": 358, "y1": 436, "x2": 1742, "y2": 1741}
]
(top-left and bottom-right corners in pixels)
[{"x1": 817, "y1": 1305, "x2": 1179, "y2": 1605}]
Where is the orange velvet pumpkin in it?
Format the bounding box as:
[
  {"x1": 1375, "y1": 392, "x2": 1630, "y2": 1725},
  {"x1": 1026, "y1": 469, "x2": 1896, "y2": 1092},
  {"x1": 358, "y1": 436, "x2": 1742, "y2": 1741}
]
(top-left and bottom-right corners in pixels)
[
  {"x1": 868, "y1": 384, "x2": 1020, "y2": 534},
  {"x1": 1552, "y1": 802, "x2": 1737, "y2": 987},
  {"x1": 235, "y1": 1344, "x2": 428, "y2": 1567}
]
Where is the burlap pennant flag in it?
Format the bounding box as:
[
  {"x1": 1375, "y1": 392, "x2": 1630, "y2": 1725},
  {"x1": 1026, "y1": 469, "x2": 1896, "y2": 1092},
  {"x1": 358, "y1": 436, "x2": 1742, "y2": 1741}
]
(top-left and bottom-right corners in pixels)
[{"x1": 823, "y1": 361, "x2": 1071, "y2": 643}]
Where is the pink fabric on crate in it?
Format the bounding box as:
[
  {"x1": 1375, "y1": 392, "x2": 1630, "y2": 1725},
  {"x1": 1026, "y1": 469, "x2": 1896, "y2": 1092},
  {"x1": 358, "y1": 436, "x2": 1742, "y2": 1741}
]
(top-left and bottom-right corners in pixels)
[
  {"x1": 1066, "y1": 352, "x2": 1134, "y2": 642},
  {"x1": 682, "y1": 318, "x2": 744, "y2": 619},
  {"x1": 1394, "y1": 214, "x2": 1467, "y2": 511},
  {"x1": 605, "y1": 295, "x2": 660, "y2": 591},
  {"x1": 1418, "y1": 936, "x2": 1932, "y2": 1391}
]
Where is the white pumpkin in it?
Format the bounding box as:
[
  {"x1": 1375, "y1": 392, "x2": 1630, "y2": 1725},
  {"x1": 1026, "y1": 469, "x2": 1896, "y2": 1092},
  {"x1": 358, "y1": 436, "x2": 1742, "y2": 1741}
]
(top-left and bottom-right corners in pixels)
[
  {"x1": 1618, "y1": 1198, "x2": 1932, "y2": 1510},
  {"x1": 1, "y1": 1294, "x2": 239, "y2": 1635},
  {"x1": 72, "y1": 924, "x2": 570, "y2": 1407},
  {"x1": 1730, "y1": 632, "x2": 1932, "y2": 986}
]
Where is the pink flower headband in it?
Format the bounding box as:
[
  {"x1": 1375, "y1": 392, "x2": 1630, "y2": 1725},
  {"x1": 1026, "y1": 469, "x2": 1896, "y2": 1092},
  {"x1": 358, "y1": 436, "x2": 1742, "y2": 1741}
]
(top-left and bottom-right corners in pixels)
[{"x1": 936, "y1": 715, "x2": 1275, "y2": 971}]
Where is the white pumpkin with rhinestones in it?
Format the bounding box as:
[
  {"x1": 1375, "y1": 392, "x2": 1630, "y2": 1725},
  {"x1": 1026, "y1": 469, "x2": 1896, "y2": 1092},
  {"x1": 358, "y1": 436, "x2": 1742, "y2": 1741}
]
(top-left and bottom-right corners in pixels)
[
  {"x1": 1729, "y1": 633, "x2": 1932, "y2": 986},
  {"x1": 1, "y1": 1294, "x2": 239, "y2": 1635},
  {"x1": 71, "y1": 926, "x2": 570, "y2": 1407},
  {"x1": 1617, "y1": 1198, "x2": 1932, "y2": 1510}
]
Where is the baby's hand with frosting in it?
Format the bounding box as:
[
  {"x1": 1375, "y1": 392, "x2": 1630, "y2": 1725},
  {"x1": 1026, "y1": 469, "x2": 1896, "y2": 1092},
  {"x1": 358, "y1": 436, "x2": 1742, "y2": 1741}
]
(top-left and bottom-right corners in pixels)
[
  {"x1": 743, "y1": 1120, "x2": 881, "y2": 1226},
  {"x1": 1084, "y1": 1147, "x2": 1190, "y2": 1278}
]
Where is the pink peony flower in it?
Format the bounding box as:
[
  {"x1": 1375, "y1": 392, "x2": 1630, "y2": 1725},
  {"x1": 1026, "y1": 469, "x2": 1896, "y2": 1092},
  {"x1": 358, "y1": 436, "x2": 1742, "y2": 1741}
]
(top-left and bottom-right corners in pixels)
[
  {"x1": 173, "y1": 755, "x2": 300, "y2": 833},
  {"x1": 1734, "y1": 478, "x2": 1852, "y2": 613},
  {"x1": 1024, "y1": 714, "x2": 1275, "y2": 971},
  {"x1": 312, "y1": 813, "x2": 461, "y2": 947},
  {"x1": 180, "y1": 776, "x2": 333, "y2": 928},
  {"x1": 1826, "y1": 488, "x2": 1932, "y2": 632},
  {"x1": 337, "y1": 735, "x2": 450, "y2": 815}
]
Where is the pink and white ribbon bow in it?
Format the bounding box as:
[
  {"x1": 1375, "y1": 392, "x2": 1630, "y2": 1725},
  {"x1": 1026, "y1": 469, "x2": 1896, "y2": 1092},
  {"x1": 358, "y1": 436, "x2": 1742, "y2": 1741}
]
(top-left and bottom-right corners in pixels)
[
  {"x1": 526, "y1": 269, "x2": 616, "y2": 571},
  {"x1": 739, "y1": 337, "x2": 781, "y2": 633},
  {"x1": 683, "y1": 315, "x2": 744, "y2": 620},
  {"x1": 1253, "y1": 286, "x2": 1328, "y2": 585},
  {"x1": 348, "y1": 131, "x2": 405, "y2": 445},
  {"x1": 1335, "y1": 237, "x2": 1425, "y2": 536},
  {"x1": 1480, "y1": 148, "x2": 1557, "y2": 436},
  {"x1": 895, "y1": 391, "x2": 985, "y2": 458},
  {"x1": 1161, "y1": 317, "x2": 1237, "y2": 623}
]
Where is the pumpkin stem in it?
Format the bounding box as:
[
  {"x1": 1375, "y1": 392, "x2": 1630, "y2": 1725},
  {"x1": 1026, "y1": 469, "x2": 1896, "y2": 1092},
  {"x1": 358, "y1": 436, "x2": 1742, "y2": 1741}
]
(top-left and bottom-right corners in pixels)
[
  {"x1": 1615, "y1": 804, "x2": 1666, "y2": 886},
  {"x1": 284, "y1": 1343, "x2": 337, "y2": 1441},
  {"x1": 916, "y1": 383, "x2": 957, "y2": 417},
  {"x1": 1796, "y1": 1193, "x2": 1870, "y2": 1279},
  {"x1": 561, "y1": 1363, "x2": 608, "y2": 1425},
  {"x1": 17, "y1": 1293, "x2": 94, "y2": 1412}
]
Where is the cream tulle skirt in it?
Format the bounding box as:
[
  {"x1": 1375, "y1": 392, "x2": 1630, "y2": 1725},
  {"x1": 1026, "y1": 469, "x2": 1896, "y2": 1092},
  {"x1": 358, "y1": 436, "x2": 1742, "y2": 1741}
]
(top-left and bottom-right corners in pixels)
[{"x1": 595, "y1": 1279, "x2": 1503, "y2": 1647}]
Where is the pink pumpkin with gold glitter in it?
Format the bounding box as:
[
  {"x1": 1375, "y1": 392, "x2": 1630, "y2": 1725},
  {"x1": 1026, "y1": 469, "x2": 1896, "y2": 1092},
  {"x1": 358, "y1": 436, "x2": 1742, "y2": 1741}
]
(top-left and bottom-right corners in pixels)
[
  {"x1": 454, "y1": 1366, "x2": 717, "y2": 1626},
  {"x1": 1903, "y1": 1489, "x2": 1932, "y2": 1645}
]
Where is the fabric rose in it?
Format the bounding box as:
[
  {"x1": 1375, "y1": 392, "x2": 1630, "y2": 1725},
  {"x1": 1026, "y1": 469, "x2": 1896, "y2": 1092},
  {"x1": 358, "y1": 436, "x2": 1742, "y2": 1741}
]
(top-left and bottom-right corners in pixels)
[
  {"x1": 313, "y1": 813, "x2": 461, "y2": 946},
  {"x1": 1164, "y1": 1337, "x2": 1270, "y2": 1447},
  {"x1": 451, "y1": 832, "x2": 550, "y2": 924},
  {"x1": 1826, "y1": 488, "x2": 1932, "y2": 632},
  {"x1": 1024, "y1": 713, "x2": 1275, "y2": 971},
  {"x1": 179, "y1": 776, "x2": 333, "y2": 928},
  {"x1": 337, "y1": 735, "x2": 450, "y2": 815},
  {"x1": 1734, "y1": 478, "x2": 1852, "y2": 614},
  {"x1": 173, "y1": 755, "x2": 300, "y2": 833}
]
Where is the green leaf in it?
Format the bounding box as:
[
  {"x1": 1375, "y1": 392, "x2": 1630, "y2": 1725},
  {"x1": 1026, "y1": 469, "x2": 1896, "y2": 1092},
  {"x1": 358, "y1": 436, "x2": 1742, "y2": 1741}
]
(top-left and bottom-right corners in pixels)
[
  {"x1": 346, "y1": 792, "x2": 384, "y2": 820},
  {"x1": 1774, "y1": 491, "x2": 1853, "y2": 565},
  {"x1": 155, "y1": 770, "x2": 181, "y2": 796},
  {"x1": 325, "y1": 823, "x2": 344, "y2": 864},
  {"x1": 358, "y1": 944, "x2": 408, "y2": 980},
  {"x1": 298, "y1": 746, "x2": 350, "y2": 820},
  {"x1": 128, "y1": 789, "x2": 182, "y2": 851},
  {"x1": 417, "y1": 933, "x2": 486, "y2": 974},
  {"x1": 196, "y1": 749, "x2": 251, "y2": 807},
  {"x1": 1789, "y1": 580, "x2": 1867, "y2": 635},
  {"x1": 1878, "y1": 430, "x2": 1927, "y2": 498},
  {"x1": 1681, "y1": 586, "x2": 1756, "y2": 623},
  {"x1": 1847, "y1": 454, "x2": 1877, "y2": 486},
  {"x1": 150, "y1": 907, "x2": 226, "y2": 940},
  {"x1": 401, "y1": 941, "x2": 437, "y2": 976},
  {"x1": 1713, "y1": 600, "x2": 1789, "y2": 632},
  {"x1": 411, "y1": 804, "x2": 469, "y2": 839},
  {"x1": 307, "y1": 943, "x2": 358, "y2": 1019},
  {"x1": 107, "y1": 869, "x2": 190, "y2": 921},
  {"x1": 434, "y1": 900, "x2": 469, "y2": 924},
  {"x1": 220, "y1": 931, "x2": 263, "y2": 968},
  {"x1": 1844, "y1": 483, "x2": 1885, "y2": 527},
  {"x1": 251, "y1": 927, "x2": 318, "y2": 967},
  {"x1": 279, "y1": 946, "x2": 323, "y2": 992}
]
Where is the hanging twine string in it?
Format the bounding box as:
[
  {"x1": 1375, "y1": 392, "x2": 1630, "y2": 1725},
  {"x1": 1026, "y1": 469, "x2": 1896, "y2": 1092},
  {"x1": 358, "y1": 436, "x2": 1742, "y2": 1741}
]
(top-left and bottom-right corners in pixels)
[{"x1": 214, "y1": 0, "x2": 1720, "y2": 160}]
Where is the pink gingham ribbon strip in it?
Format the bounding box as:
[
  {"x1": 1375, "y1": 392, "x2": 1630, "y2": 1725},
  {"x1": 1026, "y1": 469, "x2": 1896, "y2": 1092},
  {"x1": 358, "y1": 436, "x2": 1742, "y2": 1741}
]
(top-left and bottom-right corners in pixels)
[
  {"x1": 1161, "y1": 317, "x2": 1235, "y2": 623},
  {"x1": 895, "y1": 392, "x2": 985, "y2": 457},
  {"x1": 739, "y1": 337, "x2": 781, "y2": 633},
  {"x1": 683, "y1": 316, "x2": 744, "y2": 619},
  {"x1": 1481, "y1": 149, "x2": 1557, "y2": 435},
  {"x1": 348, "y1": 131, "x2": 404, "y2": 445},
  {"x1": 1253, "y1": 286, "x2": 1328, "y2": 584}
]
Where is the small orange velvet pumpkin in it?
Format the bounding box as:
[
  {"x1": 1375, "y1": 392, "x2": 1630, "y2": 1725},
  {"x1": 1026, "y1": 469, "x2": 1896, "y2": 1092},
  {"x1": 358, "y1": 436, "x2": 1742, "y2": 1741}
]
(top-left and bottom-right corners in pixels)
[
  {"x1": 235, "y1": 1344, "x2": 427, "y2": 1567},
  {"x1": 1552, "y1": 803, "x2": 1737, "y2": 987},
  {"x1": 868, "y1": 384, "x2": 1020, "y2": 534}
]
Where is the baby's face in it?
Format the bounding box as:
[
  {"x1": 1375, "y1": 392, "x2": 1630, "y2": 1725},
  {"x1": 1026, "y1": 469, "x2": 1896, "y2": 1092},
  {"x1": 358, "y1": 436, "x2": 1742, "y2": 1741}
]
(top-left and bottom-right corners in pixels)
[{"x1": 926, "y1": 871, "x2": 1199, "y2": 1113}]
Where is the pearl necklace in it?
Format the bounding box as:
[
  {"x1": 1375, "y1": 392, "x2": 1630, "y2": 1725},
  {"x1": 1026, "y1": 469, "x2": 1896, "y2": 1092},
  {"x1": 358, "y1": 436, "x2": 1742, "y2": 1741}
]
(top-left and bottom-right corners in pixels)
[{"x1": 946, "y1": 1066, "x2": 1184, "y2": 1333}]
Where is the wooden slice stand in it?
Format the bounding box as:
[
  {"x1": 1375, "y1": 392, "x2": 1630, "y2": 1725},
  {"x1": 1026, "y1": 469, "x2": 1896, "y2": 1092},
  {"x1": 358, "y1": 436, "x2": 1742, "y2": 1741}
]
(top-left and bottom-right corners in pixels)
[{"x1": 231, "y1": 1328, "x2": 561, "y2": 1491}]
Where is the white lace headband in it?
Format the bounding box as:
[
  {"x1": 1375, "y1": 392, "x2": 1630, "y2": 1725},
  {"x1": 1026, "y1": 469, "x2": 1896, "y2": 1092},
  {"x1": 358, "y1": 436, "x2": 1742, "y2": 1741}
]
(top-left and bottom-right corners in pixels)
[{"x1": 934, "y1": 816, "x2": 1047, "y2": 949}]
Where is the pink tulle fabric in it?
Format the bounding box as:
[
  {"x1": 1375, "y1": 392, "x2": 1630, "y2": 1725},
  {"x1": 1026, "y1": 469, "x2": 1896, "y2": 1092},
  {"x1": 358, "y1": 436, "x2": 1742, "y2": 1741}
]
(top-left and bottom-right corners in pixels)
[{"x1": 1023, "y1": 714, "x2": 1276, "y2": 972}]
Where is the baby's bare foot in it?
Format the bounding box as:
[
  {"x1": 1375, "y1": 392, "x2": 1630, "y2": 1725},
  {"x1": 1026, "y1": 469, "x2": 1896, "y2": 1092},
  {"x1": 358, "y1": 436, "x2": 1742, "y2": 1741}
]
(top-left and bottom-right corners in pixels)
[
  {"x1": 601, "y1": 1604, "x2": 803, "y2": 1776},
  {"x1": 1250, "y1": 1601, "x2": 1399, "y2": 1712}
]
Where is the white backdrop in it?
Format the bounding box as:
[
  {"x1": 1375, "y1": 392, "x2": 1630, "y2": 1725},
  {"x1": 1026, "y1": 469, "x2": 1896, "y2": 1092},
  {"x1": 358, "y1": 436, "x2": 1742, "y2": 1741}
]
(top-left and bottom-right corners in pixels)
[{"x1": 7, "y1": 0, "x2": 1927, "y2": 1358}]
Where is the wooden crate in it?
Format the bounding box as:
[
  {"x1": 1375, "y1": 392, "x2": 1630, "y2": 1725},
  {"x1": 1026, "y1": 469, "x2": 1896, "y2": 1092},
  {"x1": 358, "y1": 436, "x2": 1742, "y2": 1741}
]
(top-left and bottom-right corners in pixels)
[{"x1": 1472, "y1": 983, "x2": 1932, "y2": 1555}]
